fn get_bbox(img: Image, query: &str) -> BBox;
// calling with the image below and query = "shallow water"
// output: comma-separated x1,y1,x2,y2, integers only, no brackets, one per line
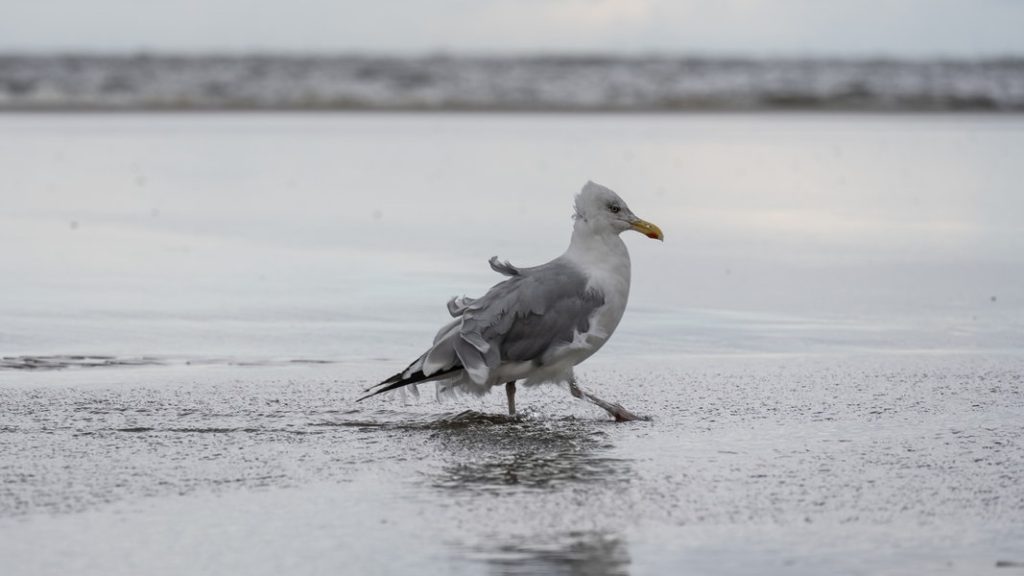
3,113,1024,358
1,113,1023,574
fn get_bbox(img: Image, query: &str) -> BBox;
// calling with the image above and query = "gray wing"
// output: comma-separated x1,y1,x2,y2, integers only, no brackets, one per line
422,258,605,384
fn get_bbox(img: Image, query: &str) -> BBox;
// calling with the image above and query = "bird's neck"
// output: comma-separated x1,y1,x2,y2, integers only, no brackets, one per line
565,219,630,270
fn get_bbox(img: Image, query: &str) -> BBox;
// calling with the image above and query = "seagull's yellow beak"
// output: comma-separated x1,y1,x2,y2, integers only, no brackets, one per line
630,218,664,241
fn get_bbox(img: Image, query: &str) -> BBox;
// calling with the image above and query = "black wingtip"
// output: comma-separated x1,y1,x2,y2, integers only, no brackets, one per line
362,372,402,394
358,365,463,402
357,380,409,402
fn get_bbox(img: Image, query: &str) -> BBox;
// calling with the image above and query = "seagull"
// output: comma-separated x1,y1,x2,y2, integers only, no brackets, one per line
358,181,663,421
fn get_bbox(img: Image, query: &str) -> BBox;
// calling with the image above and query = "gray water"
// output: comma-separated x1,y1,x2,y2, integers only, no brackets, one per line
1,113,1023,575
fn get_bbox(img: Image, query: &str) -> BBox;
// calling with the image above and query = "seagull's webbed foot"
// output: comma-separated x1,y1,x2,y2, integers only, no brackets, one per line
568,379,640,422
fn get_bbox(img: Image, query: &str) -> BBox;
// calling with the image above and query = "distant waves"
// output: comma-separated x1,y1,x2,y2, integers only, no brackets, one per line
1,54,1023,112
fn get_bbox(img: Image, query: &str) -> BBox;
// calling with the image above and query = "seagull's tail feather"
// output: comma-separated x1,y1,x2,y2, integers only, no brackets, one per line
357,364,464,402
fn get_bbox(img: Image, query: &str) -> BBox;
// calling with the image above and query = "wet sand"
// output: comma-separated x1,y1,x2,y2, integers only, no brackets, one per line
1,354,1022,575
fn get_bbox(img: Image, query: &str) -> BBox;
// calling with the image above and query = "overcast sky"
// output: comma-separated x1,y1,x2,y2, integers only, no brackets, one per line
3,0,1022,57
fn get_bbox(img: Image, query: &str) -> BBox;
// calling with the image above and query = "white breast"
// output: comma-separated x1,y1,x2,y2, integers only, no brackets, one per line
583,254,631,346
564,234,632,361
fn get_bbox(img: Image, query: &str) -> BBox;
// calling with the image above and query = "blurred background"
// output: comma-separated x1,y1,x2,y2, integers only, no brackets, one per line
1,0,1023,362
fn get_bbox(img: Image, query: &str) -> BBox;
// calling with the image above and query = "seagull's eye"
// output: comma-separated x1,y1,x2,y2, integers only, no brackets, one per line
608,204,621,214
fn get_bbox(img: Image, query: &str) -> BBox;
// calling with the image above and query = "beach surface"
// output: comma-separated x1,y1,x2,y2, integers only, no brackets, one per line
1,113,1022,574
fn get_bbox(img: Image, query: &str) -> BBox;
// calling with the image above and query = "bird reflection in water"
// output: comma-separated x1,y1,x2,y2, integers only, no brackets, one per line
429,412,634,574
478,531,630,576
429,411,632,492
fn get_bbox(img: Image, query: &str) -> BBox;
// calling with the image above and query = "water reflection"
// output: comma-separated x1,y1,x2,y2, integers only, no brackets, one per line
477,531,630,576
429,413,634,572
428,412,632,493
437,449,629,490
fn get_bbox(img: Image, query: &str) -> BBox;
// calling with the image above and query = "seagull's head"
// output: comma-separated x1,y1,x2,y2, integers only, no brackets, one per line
573,181,664,241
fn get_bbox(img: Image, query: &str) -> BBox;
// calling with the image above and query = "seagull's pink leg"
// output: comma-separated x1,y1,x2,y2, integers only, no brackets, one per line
568,378,639,422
